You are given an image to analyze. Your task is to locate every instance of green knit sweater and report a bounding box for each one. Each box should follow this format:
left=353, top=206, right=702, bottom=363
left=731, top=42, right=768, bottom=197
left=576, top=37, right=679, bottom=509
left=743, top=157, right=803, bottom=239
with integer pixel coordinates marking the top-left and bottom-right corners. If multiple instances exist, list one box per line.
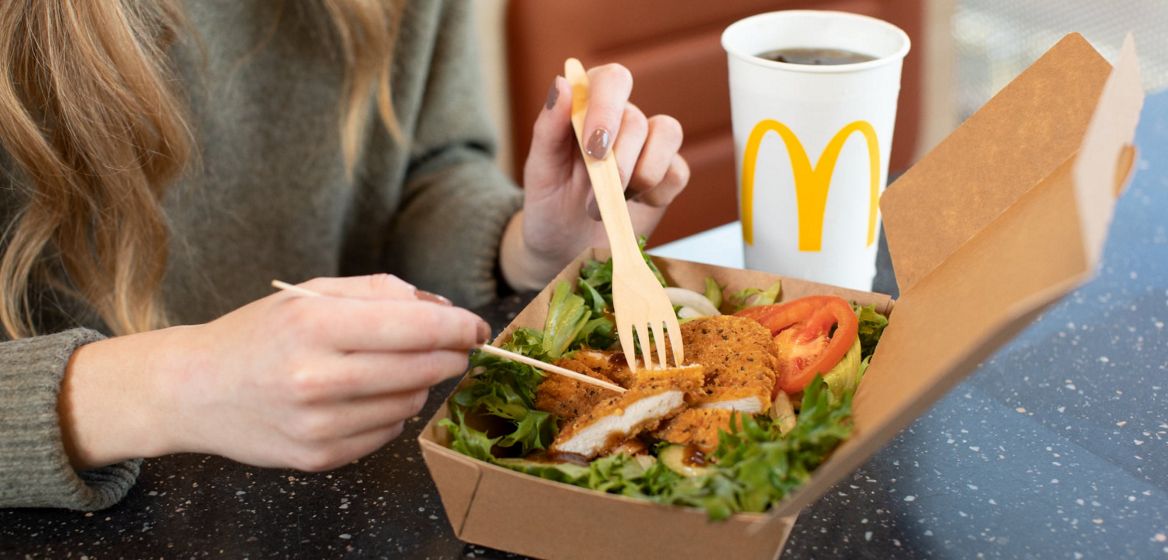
left=0, top=1, right=522, bottom=510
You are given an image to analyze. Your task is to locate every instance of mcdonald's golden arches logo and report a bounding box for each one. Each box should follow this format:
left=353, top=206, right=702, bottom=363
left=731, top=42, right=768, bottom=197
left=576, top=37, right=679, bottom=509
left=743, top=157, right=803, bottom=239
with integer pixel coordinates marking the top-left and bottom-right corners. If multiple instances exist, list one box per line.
left=740, top=119, right=881, bottom=251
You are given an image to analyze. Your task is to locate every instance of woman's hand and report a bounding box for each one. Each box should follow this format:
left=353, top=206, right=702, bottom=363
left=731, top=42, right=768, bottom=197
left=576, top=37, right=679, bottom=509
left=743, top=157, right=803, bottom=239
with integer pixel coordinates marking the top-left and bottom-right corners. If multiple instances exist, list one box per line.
left=58, top=275, right=487, bottom=471
left=500, top=63, right=690, bottom=290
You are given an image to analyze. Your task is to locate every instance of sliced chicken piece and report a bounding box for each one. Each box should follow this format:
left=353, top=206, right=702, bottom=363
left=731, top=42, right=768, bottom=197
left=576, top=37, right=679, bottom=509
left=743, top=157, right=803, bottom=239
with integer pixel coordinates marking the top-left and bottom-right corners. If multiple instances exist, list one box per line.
left=533, top=358, right=619, bottom=424
left=550, top=365, right=704, bottom=458
left=609, top=437, right=648, bottom=456
left=648, top=316, right=780, bottom=451
left=681, top=315, right=779, bottom=412
left=697, top=387, right=768, bottom=414
left=654, top=408, right=735, bottom=454
left=573, top=348, right=637, bottom=388
left=632, top=364, right=707, bottom=400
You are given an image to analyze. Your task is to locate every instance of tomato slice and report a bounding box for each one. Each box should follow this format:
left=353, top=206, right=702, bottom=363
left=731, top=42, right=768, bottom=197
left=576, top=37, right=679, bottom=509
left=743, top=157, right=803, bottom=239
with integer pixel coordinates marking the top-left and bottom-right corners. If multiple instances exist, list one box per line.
left=735, top=296, right=859, bottom=394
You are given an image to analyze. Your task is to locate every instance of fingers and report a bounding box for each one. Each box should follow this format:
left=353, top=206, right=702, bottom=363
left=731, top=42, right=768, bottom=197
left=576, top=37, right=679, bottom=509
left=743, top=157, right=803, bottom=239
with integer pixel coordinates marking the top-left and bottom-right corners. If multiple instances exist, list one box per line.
left=634, top=154, right=690, bottom=208
left=291, top=422, right=406, bottom=472
left=280, top=297, right=489, bottom=352
left=298, top=274, right=418, bottom=301
left=628, top=115, right=684, bottom=200
left=525, top=75, right=577, bottom=194
left=582, top=64, right=633, bottom=159
left=585, top=104, right=649, bottom=220
left=284, top=389, right=429, bottom=446
left=612, top=104, right=650, bottom=188
left=289, top=350, right=469, bottom=403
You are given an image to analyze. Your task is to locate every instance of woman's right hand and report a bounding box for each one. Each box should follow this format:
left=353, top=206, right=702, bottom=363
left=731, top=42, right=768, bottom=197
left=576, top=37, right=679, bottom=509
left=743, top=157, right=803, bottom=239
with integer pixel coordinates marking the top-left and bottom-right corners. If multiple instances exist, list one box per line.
left=59, top=274, right=487, bottom=472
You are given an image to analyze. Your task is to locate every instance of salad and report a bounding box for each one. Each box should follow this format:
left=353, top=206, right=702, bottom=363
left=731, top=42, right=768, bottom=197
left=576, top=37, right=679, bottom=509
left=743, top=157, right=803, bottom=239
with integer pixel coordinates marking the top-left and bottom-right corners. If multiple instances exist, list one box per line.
left=442, top=247, right=888, bottom=520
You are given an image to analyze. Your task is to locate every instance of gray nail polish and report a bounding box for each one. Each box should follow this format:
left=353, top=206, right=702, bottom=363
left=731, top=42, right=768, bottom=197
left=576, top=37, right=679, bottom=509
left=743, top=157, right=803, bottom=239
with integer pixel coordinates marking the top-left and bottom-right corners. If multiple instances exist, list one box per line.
left=545, top=82, right=558, bottom=110
left=585, top=128, right=611, bottom=159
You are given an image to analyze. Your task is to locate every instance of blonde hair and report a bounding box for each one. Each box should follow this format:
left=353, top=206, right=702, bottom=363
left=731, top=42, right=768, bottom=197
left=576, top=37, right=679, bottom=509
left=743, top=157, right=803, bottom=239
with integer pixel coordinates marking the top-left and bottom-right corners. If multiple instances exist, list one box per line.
left=0, top=1, right=401, bottom=338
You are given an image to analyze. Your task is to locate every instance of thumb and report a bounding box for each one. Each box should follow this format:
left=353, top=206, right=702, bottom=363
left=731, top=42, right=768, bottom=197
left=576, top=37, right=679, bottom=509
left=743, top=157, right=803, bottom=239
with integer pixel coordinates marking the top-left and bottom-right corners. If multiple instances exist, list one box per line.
left=523, top=75, right=578, bottom=192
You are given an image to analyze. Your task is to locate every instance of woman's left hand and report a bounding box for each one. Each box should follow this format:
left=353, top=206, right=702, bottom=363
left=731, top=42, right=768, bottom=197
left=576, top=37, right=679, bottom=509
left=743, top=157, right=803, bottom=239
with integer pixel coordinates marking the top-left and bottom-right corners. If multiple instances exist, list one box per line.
left=500, top=63, right=690, bottom=290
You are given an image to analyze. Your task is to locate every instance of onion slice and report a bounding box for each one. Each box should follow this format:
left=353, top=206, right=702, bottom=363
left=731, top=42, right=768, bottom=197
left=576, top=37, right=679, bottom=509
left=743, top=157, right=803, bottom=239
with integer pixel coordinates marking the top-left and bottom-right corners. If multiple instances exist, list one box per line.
left=664, top=287, right=721, bottom=317
left=677, top=306, right=704, bottom=320
left=771, top=391, right=796, bottom=435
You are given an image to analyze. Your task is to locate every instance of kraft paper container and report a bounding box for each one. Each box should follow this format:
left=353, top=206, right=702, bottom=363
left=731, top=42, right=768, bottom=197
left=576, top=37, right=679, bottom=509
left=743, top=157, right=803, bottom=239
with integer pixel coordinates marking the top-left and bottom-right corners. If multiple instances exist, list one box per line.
left=419, top=34, right=1143, bottom=560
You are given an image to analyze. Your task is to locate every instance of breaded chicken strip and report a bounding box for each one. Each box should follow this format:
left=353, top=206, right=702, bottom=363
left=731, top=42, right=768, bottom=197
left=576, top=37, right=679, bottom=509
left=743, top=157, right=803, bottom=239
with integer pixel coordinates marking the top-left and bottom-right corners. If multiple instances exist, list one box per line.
left=533, top=358, right=619, bottom=424
left=681, top=316, right=778, bottom=413
left=573, top=349, right=637, bottom=388
left=610, top=438, right=647, bottom=456
left=550, top=365, right=704, bottom=458
left=650, top=316, right=779, bottom=452
left=654, top=408, right=735, bottom=454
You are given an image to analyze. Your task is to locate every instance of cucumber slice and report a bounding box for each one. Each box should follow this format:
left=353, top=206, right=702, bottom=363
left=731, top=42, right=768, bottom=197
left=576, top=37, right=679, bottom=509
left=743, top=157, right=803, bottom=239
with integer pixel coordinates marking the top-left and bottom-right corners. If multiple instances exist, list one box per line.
left=659, top=445, right=711, bottom=477
left=496, top=457, right=591, bottom=483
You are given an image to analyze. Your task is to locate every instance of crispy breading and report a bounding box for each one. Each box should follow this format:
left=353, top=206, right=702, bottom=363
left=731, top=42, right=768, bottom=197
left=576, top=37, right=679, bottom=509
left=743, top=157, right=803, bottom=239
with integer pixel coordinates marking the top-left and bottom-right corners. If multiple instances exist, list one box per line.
left=650, top=316, right=779, bottom=451
left=654, top=408, right=735, bottom=454
left=573, top=349, right=637, bottom=388
left=681, top=315, right=778, bottom=412
left=610, top=438, right=648, bottom=456
left=539, top=315, right=779, bottom=458
left=632, top=364, right=707, bottom=400
left=533, top=358, right=618, bottom=424
left=550, top=365, right=705, bottom=458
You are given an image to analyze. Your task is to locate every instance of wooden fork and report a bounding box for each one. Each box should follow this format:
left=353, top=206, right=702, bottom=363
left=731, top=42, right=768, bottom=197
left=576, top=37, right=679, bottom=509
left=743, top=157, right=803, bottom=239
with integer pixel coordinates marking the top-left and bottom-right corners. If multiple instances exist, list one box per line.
left=563, top=58, right=685, bottom=371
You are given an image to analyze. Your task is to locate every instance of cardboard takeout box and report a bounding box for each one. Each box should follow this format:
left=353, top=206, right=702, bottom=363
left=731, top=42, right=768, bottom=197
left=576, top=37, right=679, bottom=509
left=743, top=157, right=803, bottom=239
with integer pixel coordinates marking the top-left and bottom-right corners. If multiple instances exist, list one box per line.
left=418, top=33, right=1144, bottom=560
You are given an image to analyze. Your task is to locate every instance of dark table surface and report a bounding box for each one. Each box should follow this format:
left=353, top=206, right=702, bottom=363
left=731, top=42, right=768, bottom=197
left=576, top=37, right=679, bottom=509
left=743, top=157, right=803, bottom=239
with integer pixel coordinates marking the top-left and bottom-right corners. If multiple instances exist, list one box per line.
left=4, top=93, right=1167, bottom=560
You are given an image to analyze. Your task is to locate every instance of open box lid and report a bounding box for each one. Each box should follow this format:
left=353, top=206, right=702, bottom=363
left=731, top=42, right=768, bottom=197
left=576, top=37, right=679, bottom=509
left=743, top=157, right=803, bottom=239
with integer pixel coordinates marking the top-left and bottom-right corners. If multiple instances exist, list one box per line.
left=756, top=33, right=1145, bottom=527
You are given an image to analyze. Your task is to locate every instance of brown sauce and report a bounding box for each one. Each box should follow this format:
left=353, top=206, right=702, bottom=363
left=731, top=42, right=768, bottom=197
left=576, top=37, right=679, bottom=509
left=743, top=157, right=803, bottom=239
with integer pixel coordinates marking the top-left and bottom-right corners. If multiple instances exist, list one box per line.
left=682, top=446, right=708, bottom=467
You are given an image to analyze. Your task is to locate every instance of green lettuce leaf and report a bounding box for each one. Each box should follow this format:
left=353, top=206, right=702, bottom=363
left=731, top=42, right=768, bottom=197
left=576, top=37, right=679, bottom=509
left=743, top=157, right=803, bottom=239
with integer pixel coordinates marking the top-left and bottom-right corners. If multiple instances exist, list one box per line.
left=578, top=316, right=617, bottom=350
left=727, top=280, right=782, bottom=313
left=541, top=282, right=590, bottom=359
left=503, top=327, right=544, bottom=357
left=447, top=350, right=558, bottom=454
left=497, top=409, right=558, bottom=454
left=703, top=277, right=723, bottom=310
left=821, top=337, right=862, bottom=404
left=579, top=237, right=665, bottom=305
left=853, top=303, right=889, bottom=360
left=439, top=409, right=500, bottom=463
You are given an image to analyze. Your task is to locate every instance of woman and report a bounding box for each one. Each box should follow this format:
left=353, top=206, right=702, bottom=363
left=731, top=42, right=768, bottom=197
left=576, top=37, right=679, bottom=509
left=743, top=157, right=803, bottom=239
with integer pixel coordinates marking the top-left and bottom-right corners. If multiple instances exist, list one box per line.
left=0, top=1, right=688, bottom=510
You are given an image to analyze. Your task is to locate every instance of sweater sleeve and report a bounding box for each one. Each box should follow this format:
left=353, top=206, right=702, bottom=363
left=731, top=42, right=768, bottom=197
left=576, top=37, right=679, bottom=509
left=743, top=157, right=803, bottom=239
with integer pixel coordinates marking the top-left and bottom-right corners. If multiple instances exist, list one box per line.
left=382, top=0, right=523, bottom=308
left=0, top=328, right=140, bottom=510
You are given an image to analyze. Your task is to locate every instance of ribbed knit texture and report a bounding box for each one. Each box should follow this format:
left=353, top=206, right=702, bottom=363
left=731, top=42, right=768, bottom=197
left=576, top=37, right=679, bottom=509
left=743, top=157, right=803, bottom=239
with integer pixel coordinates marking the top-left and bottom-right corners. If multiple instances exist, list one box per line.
left=0, top=0, right=522, bottom=510
left=0, top=329, right=141, bottom=510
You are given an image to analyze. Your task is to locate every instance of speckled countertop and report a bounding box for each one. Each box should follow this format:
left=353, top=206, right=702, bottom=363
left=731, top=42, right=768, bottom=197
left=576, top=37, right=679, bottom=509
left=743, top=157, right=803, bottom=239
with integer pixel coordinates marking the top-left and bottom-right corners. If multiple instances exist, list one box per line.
left=3, top=94, right=1166, bottom=560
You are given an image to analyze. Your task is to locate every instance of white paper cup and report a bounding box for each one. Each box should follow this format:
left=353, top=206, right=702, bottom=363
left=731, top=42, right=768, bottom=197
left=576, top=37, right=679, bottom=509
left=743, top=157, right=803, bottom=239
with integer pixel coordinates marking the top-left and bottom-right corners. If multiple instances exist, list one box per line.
left=722, top=11, right=910, bottom=291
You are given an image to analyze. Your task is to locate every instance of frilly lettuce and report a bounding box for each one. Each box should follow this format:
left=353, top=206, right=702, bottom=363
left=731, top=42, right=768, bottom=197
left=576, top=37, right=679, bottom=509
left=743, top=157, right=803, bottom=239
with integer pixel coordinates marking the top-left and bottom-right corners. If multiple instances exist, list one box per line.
left=727, top=280, right=782, bottom=313
left=821, top=337, right=862, bottom=403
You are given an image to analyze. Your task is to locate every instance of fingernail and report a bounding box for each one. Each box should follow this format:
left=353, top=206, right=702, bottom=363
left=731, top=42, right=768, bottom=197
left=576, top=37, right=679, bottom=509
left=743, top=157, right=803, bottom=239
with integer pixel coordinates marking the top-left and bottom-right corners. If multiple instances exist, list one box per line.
left=545, top=81, right=558, bottom=110
left=415, top=289, right=452, bottom=306
left=477, top=320, right=492, bottom=344
left=585, top=127, right=611, bottom=159
left=585, top=195, right=601, bottom=221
